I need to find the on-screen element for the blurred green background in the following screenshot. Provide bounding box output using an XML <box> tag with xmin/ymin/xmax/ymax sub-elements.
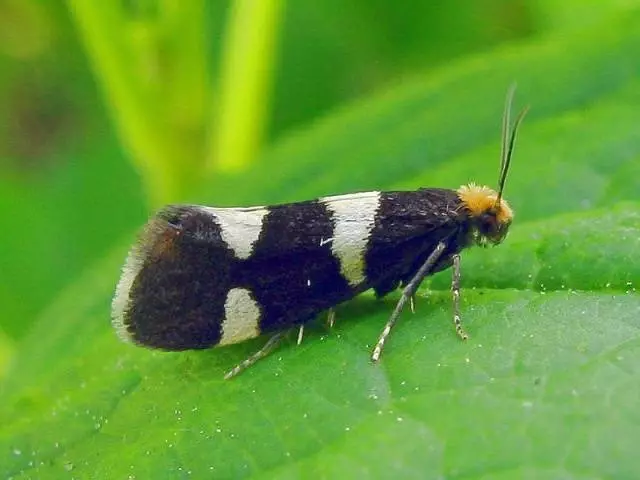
<box><xmin>0</xmin><ymin>1</ymin><xmax>633</xmax><ymax>366</ymax></box>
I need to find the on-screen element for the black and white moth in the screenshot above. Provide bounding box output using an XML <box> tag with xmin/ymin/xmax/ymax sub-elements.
<box><xmin>112</xmin><ymin>87</ymin><xmax>528</xmax><ymax>379</ymax></box>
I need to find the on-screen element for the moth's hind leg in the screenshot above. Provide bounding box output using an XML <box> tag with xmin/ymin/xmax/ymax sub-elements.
<box><xmin>224</xmin><ymin>332</ymin><xmax>287</xmax><ymax>379</ymax></box>
<box><xmin>327</xmin><ymin>308</ymin><xmax>336</xmax><ymax>328</ymax></box>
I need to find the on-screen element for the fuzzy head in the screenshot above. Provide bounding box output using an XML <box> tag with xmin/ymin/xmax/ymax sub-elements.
<box><xmin>457</xmin><ymin>183</ymin><xmax>513</xmax><ymax>246</ymax></box>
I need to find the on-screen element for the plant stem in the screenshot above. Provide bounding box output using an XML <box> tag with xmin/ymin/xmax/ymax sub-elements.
<box><xmin>208</xmin><ymin>0</ymin><xmax>285</xmax><ymax>173</ymax></box>
<box><xmin>66</xmin><ymin>1</ymin><xmax>196</xmax><ymax>208</ymax></box>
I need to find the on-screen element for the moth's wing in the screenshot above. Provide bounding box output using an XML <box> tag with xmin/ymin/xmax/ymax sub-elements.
<box><xmin>234</xmin><ymin>199</ymin><xmax>357</xmax><ymax>332</ymax></box>
<box><xmin>244</xmin><ymin>190</ymin><xmax>461</xmax><ymax>260</ymax></box>
<box><xmin>365</xmin><ymin>189</ymin><xmax>464</xmax><ymax>296</ymax></box>
<box><xmin>112</xmin><ymin>205</ymin><xmax>245</xmax><ymax>350</ymax></box>
<box><xmin>112</xmin><ymin>189</ymin><xmax>465</xmax><ymax>349</ymax></box>
<box><xmin>112</xmin><ymin>202</ymin><xmax>348</xmax><ymax>349</ymax></box>
<box><xmin>241</xmin><ymin>189</ymin><xmax>464</xmax><ymax>309</ymax></box>
<box><xmin>368</xmin><ymin>189</ymin><xmax>463</xmax><ymax>245</ymax></box>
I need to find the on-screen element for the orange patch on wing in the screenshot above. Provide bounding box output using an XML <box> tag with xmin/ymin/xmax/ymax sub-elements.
<box><xmin>146</xmin><ymin>222</ymin><xmax>182</xmax><ymax>261</ymax></box>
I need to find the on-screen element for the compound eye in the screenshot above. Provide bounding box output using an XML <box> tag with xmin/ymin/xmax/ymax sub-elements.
<box><xmin>479</xmin><ymin>212</ymin><xmax>498</xmax><ymax>236</ymax></box>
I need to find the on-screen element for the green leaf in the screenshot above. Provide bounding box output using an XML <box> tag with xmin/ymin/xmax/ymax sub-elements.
<box><xmin>2</xmin><ymin>12</ymin><xmax>640</xmax><ymax>479</ymax></box>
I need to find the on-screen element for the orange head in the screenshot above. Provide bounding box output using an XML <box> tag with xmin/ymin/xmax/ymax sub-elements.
<box><xmin>457</xmin><ymin>183</ymin><xmax>513</xmax><ymax>246</ymax></box>
<box><xmin>457</xmin><ymin>85</ymin><xmax>528</xmax><ymax>247</ymax></box>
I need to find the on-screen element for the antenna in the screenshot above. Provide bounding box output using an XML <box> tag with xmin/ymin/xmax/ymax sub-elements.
<box><xmin>496</xmin><ymin>85</ymin><xmax>529</xmax><ymax>206</ymax></box>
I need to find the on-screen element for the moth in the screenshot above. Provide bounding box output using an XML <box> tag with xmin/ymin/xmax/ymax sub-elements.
<box><xmin>112</xmin><ymin>86</ymin><xmax>528</xmax><ymax>378</ymax></box>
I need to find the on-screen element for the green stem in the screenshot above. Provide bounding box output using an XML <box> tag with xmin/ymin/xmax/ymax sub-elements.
<box><xmin>66</xmin><ymin>1</ymin><xmax>193</xmax><ymax>208</ymax></box>
<box><xmin>208</xmin><ymin>0</ymin><xmax>285</xmax><ymax>173</ymax></box>
<box><xmin>159</xmin><ymin>0</ymin><xmax>208</xmax><ymax>130</ymax></box>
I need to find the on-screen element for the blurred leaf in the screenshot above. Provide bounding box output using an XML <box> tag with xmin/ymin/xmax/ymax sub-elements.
<box><xmin>0</xmin><ymin>138</ymin><xmax>146</xmax><ymax>339</ymax></box>
<box><xmin>2</xmin><ymin>12</ymin><xmax>640</xmax><ymax>479</ymax></box>
<box><xmin>270</xmin><ymin>0</ymin><xmax>532</xmax><ymax>138</ymax></box>
<box><xmin>0</xmin><ymin>329</ymin><xmax>14</xmax><ymax>379</ymax></box>
<box><xmin>0</xmin><ymin>1</ymin><xmax>148</xmax><ymax>340</ymax></box>
<box><xmin>0</xmin><ymin>0</ymin><xmax>53</xmax><ymax>59</ymax></box>
<box><xmin>532</xmin><ymin>0</ymin><xmax>637</xmax><ymax>31</ymax></box>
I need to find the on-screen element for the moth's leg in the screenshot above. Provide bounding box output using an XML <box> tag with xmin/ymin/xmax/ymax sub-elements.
<box><xmin>297</xmin><ymin>324</ymin><xmax>305</xmax><ymax>345</ymax></box>
<box><xmin>224</xmin><ymin>332</ymin><xmax>287</xmax><ymax>380</ymax></box>
<box><xmin>327</xmin><ymin>308</ymin><xmax>336</xmax><ymax>328</ymax></box>
<box><xmin>410</xmin><ymin>295</ymin><xmax>416</xmax><ymax>314</ymax></box>
<box><xmin>451</xmin><ymin>254</ymin><xmax>469</xmax><ymax>340</ymax></box>
<box><xmin>372</xmin><ymin>241</ymin><xmax>447</xmax><ymax>362</ymax></box>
